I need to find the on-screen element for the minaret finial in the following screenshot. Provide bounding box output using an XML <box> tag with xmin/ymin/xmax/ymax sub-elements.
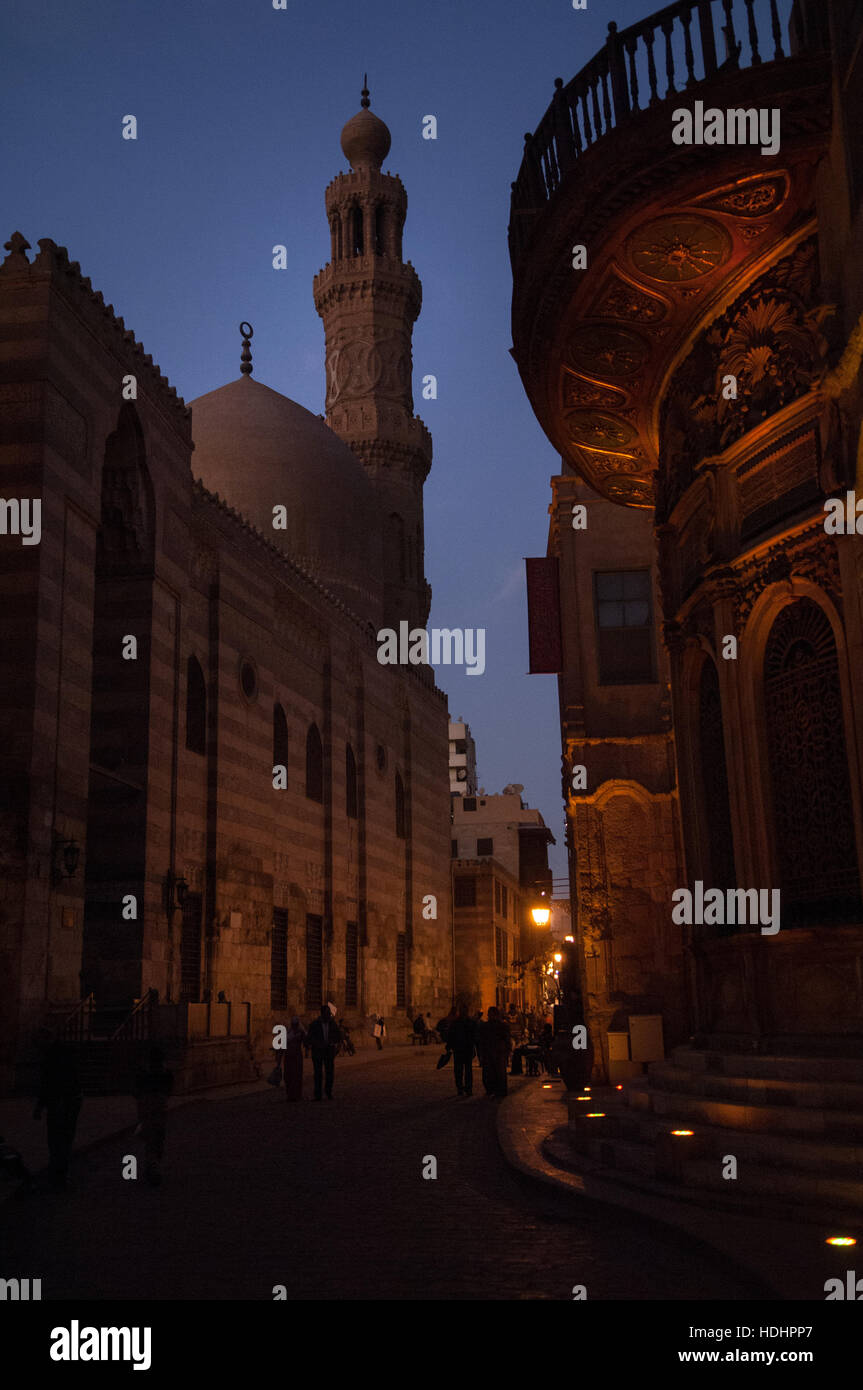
<box><xmin>361</xmin><ymin>75</ymin><xmax>370</xmax><ymax>109</ymax></box>
<box><xmin>239</xmin><ymin>321</ymin><xmax>253</xmax><ymax>376</ymax></box>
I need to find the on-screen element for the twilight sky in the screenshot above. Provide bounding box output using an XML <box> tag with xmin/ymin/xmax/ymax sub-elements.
<box><xmin>1</xmin><ymin>0</ymin><xmax>790</xmax><ymax>878</ymax></box>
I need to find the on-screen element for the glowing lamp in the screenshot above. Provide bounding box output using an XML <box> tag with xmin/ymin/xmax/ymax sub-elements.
<box><xmin>531</xmin><ymin>906</ymin><xmax>551</xmax><ymax>927</ymax></box>
<box><xmin>553</xmin><ymin>953</ymin><xmax>562</xmax><ymax>963</ymax></box>
<box><xmin>826</xmin><ymin>1237</ymin><xmax>857</xmax><ymax>1246</ymax></box>
<box><xmin>586</xmin><ymin>1113</ymin><xmax>605</xmax><ymax>1118</ymax></box>
<box><xmin>565</xmin><ymin>935</ymin><xmax>574</xmax><ymax>942</ymax></box>
<box><xmin>670</xmin><ymin>1129</ymin><xmax>694</xmax><ymax>1136</ymax></box>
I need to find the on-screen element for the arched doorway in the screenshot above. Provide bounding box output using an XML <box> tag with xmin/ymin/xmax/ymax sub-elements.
<box><xmin>763</xmin><ymin>598</ymin><xmax>861</xmax><ymax>926</ymax></box>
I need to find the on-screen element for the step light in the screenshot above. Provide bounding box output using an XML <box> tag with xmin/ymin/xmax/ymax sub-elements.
<box><xmin>670</xmin><ymin>1129</ymin><xmax>694</xmax><ymax>1136</ymax></box>
<box><xmin>826</xmin><ymin>1236</ymin><xmax>857</xmax><ymax>1247</ymax></box>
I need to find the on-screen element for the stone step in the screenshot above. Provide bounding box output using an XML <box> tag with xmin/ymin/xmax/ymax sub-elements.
<box><xmin>670</xmin><ymin>1045</ymin><xmax>863</xmax><ymax>1085</ymax></box>
<box><xmin>597</xmin><ymin>1095</ymin><xmax>863</xmax><ymax>1175</ymax></box>
<box><xmin>627</xmin><ymin>1077</ymin><xmax>863</xmax><ymax>1139</ymax></box>
<box><xmin>566</xmin><ymin>1129</ymin><xmax>863</xmax><ymax>1217</ymax></box>
<box><xmin>647</xmin><ymin>1060</ymin><xmax>863</xmax><ymax>1112</ymax></box>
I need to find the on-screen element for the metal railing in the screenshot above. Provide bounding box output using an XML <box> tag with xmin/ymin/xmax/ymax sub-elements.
<box><xmin>510</xmin><ymin>0</ymin><xmax>803</xmax><ymax>261</ymax></box>
<box><xmin>58</xmin><ymin>993</ymin><xmax>95</xmax><ymax>1042</ymax></box>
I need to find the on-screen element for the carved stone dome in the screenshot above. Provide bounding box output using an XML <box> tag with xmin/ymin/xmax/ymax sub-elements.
<box><xmin>340</xmin><ymin>106</ymin><xmax>391</xmax><ymax>171</ymax></box>
<box><xmin>190</xmin><ymin>376</ymin><xmax>384</xmax><ymax>624</ymax></box>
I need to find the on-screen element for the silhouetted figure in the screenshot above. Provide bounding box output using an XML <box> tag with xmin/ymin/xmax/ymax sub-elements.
<box><xmin>307</xmin><ymin>1006</ymin><xmax>341</xmax><ymax>1098</ymax></box>
<box><xmin>34</xmin><ymin>1038</ymin><xmax>82</xmax><ymax>1190</ymax></box>
<box><xmin>479</xmin><ymin>1007</ymin><xmax>511</xmax><ymax>1098</ymax></box>
<box><xmin>413</xmin><ymin>1013</ymin><xmax>428</xmax><ymax>1044</ymax></box>
<box><xmin>446</xmin><ymin>1006</ymin><xmax>476</xmax><ymax>1096</ymax></box>
<box><xmin>133</xmin><ymin>1046</ymin><xmax>174</xmax><ymax>1186</ymax></box>
<box><xmin>282</xmin><ymin>1016</ymin><xmax>306</xmax><ymax>1101</ymax></box>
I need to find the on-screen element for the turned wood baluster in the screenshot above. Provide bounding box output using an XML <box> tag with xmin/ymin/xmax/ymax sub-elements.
<box><xmin>644</xmin><ymin>23</ymin><xmax>660</xmax><ymax>105</ymax></box>
<box><xmin>744</xmin><ymin>0</ymin><xmax>761</xmax><ymax>64</ymax></box>
<box><xmin>661</xmin><ymin>17</ymin><xmax>677</xmax><ymax>96</ymax></box>
<box><xmin>625</xmin><ymin>33</ymin><xmax>640</xmax><ymax>111</ymax></box>
<box><xmin>681</xmin><ymin>4</ymin><xmax>697</xmax><ymax>87</ymax></box>
<box><xmin>721</xmin><ymin>0</ymin><xmax>741</xmax><ymax>68</ymax></box>
<box><xmin>590</xmin><ymin>70</ymin><xmax>602</xmax><ymax>137</ymax></box>
<box><xmin>769</xmin><ymin>0</ymin><xmax>785</xmax><ymax>60</ymax></box>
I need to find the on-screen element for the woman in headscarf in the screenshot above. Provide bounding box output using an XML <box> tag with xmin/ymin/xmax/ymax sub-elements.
<box><xmin>283</xmin><ymin>1016</ymin><xmax>307</xmax><ymax>1102</ymax></box>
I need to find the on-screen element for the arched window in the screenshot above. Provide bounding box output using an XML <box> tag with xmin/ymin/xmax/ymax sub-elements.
<box><xmin>306</xmin><ymin>723</ymin><xmax>324</xmax><ymax>803</ymax></box>
<box><xmin>764</xmin><ymin>598</ymin><xmax>861</xmax><ymax>924</ymax></box>
<box><xmin>186</xmin><ymin>656</ymin><xmax>206</xmax><ymax>755</ymax></box>
<box><xmin>274</xmin><ymin>704</ymin><xmax>289</xmax><ymax>783</ymax></box>
<box><xmin>395</xmin><ymin>771</ymin><xmax>407</xmax><ymax>839</ymax></box>
<box><xmin>697</xmin><ymin>658</ymin><xmax>736</xmax><ymax>918</ymax></box>
<box><xmin>330</xmin><ymin>214</ymin><xmax>341</xmax><ymax>262</ymax></box>
<box><xmin>346</xmin><ymin>743</ymin><xmax>358</xmax><ymax>819</ymax></box>
<box><xmin>374</xmin><ymin>204</ymin><xmax>386</xmax><ymax>255</ymax></box>
<box><xmin>351</xmin><ymin>205</ymin><xmax>364</xmax><ymax>256</ymax></box>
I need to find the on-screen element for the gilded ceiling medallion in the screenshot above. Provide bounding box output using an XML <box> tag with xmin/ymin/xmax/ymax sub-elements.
<box><xmin>584</xmin><ymin>451</ymin><xmax>644</xmax><ymax>475</ymax></box>
<box><xmin>591</xmin><ymin>272</ymin><xmax>669</xmax><ymax>324</ymax></box>
<box><xmin>566</xmin><ymin>324</ymin><xmax>648</xmax><ymax>377</ymax></box>
<box><xmin>560</xmin><ymin>369</ymin><xmax>626</xmax><ymax>411</ymax></box>
<box><xmin>566</xmin><ymin>410</ymin><xmax>638</xmax><ymax>450</ymax></box>
<box><xmin>691</xmin><ymin>173</ymin><xmax>789</xmax><ymax>219</ymax></box>
<box><xmin>627</xmin><ymin>216</ymin><xmax>730</xmax><ymax>282</ymax></box>
<box><xmin>603</xmin><ymin>475</ymin><xmax>654</xmax><ymax>506</ymax></box>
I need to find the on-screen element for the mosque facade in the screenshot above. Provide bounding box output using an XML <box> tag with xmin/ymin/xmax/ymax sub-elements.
<box><xmin>0</xmin><ymin>94</ymin><xmax>453</xmax><ymax>1088</ymax></box>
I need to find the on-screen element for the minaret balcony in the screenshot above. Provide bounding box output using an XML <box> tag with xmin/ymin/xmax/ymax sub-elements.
<box><xmin>509</xmin><ymin>0</ymin><xmax>831</xmax><ymax>510</ymax></box>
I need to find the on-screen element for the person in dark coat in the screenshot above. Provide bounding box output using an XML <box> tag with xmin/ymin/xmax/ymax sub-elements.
<box><xmin>133</xmin><ymin>1046</ymin><xmax>175</xmax><ymax>1186</ymax></box>
<box><xmin>34</xmin><ymin>1037</ymin><xmax>83</xmax><ymax>1190</ymax></box>
<box><xmin>413</xmin><ymin>1013</ymin><xmax>428</xmax><ymax>1043</ymax></box>
<box><xmin>480</xmin><ymin>1007</ymin><xmax>511</xmax><ymax>1098</ymax></box>
<box><xmin>305</xmin><ymin>1005</ymin><xmax>341</xmax><ymax>1099</ymax></box>
<box><xmin>446</xmin><ymin>1006</ymin><xmax>476</xmax><ymax>1096</ymax></box>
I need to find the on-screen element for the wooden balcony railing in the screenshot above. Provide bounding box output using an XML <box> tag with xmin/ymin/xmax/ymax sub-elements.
<box><xmin>509</xmin><ymin>0</ymin><xmax>820</xmax><ymax>262</ymax></box>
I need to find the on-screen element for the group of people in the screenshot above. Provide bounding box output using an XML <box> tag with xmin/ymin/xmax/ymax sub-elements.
<box><xmin>436</xmin><ymin>1005</ymin><xmax>556</xmax><ymax>1097</ymax></box>
<box><xmin>271</xmin><ymin>1006</ymin><xmax>387</xmax><ymax>1102</ymax></box>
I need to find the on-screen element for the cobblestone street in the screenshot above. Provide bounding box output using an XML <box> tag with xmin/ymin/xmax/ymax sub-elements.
<box><xmin>1</xmin><ymin>1049</ymin><xmax>770</xmax><ymax>1301</ymax></box>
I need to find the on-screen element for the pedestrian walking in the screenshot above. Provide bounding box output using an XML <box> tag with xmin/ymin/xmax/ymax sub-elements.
<box><xmin>282</xmin><ymin>1016</ymin><xmax>307</xmax><ymax>1101</ymax></box>
<box><xmin>306</xmin><ymin>1005</ymin><xmax>341</xmax><ymax>1099</ymax></box>
<box><xmin>33</xmin><ymin>1034</ymin><xmax>83</xmax><ymax>1191</ymax></box>
<box><xmin>412</xmin><ymin>1012</ymin><xmax>428</xmax><ymax>1044</ymax></box>
<box><xmin>133</xmin><ymin>1046</ymin><xmax>174</xmax><ymax>1186</ymax></box>
<box><xmin>480</xmin><ymin>1006</ymin><xmax>511</xmax><ymax>1098</ymax></box>
<box><xmin>372</xmin><ymin>1014</ymin><xmax>386</xmax><ymax>1050</ymax></box>
<box><xmin>446</xmin><ymin>1006</ymin><xmax>476</xmax><ymax>1096</ymax></box>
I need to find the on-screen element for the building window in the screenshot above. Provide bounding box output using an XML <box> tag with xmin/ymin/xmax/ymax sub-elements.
<box><xmin>594</xmin><ymin>570</ymin><xmax>655</xmax><ymax>684</ymax></box>
<box><xmin>453</xmin><ymin>739</ymin><xmax>466</xmax><ymax>754</ymax></box>
<box><xmin>396</xmin><ymin>932</ymin><xmax>406</xmax><ymax>1008</ymax></box>
<box><xmin>306</xmin><ymin>724</ymin><xmax>323</xmax><ymax>802</ymax></box>
<box><xmin>697</xmin><ymin>659</ymin><xmax>736</xmax><ymax>901</ymax></box>
<box><xmin>454</xmin><ymin>875</ymin><xmax>476</xmax><ymax>908</ymax></box>
<box><xmin>345</xmin><ymin>921</ymin><xmax>358</xmax><ymax>1007</ymax></box>
<box><xmin>306</xmin><ymin>914</ymin><xmax>323</xmax><ymax>1008</ymax></box>
<box><xmin>495</xmin><ymin>927</ymin><xmax>509</xmax><ymax>969</ymax></box>
<box><xmin>273</xmin><ymin>704</ymin><xmax>289</xmax><ymax>783</ymax></box>
<box><xmin>271</xmin><ymin>909</ymin><xmax>288</xmax><ymax>1010</ymax></box>
<box><xmin>477</xmin><ymin>837</ymin><xmax>493</xmax><ymax>857</ymax></box>
<box><xmin>395</xmin><ymin>771</ymin><xmax>407</xmax><ymax>838</ymax></box>
<box><xmin>494</xmin><ymin>880</ymin><xmax>501</xmax><ymax>914</ymax></box>
<box><xmin>185</xmin><ymin>656</ymin><xmax>206</xmax><ymax>755</ymax></box>
<box><xmin>346</xmin><ymin>744</ymin><xmax>358</xmax><ymax>819</ymax></box>
<box><xmin>240</xmin><ymin>659</ymin><xmax>257</xmax><ymax>700</ymax></box>
<box><xmin>351</xmin><ymin>204</ymin><xmax>363</xmax><ymax>256</ymax></box>
<box><xmin>463</xmin><ymin>797</ymin><xmax>476</xmax><ymax>812</ymax></box>
<box><xmin>764</xmin><ymin>598</ymin><xmax>861</xmax><ymax>925</ymax></box>
<box><xmin>451</xmin><ymin>839</ymin><xmax>458</xmax><ymax>858</ymax></box>
<box><xmin>501</xmin><ymin>885</ymin><xmax>508</xmax><ymax>918</ymax></box>
<box><xmin>374</xmin><ymin>204</ymin><xmax>386</xmax><ymax>255</ymax></box>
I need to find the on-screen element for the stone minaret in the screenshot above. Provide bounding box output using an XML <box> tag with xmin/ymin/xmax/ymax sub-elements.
<box><xmin>314</xmin><ymin>83</ymin><xmax>431</xmax><ymax>630</ymax></box>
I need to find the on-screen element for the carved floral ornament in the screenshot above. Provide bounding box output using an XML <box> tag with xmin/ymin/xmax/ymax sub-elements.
<box><xmin>626</xmin><ymin>215</ymin><xmax>731</xmax><ymax>284</ymax></box>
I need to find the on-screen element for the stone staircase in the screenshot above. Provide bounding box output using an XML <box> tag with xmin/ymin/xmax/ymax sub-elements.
<box><xmin>564</xmin><ymin>1045</ymin><xmax>863</xmax><ymax>1223</ymax></box>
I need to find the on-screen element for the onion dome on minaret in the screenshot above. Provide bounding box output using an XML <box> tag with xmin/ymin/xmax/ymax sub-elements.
<box><xmin>340</xmin><ymin>77</ymin><xmax>392</xmax><ymax>172</ymax></box>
